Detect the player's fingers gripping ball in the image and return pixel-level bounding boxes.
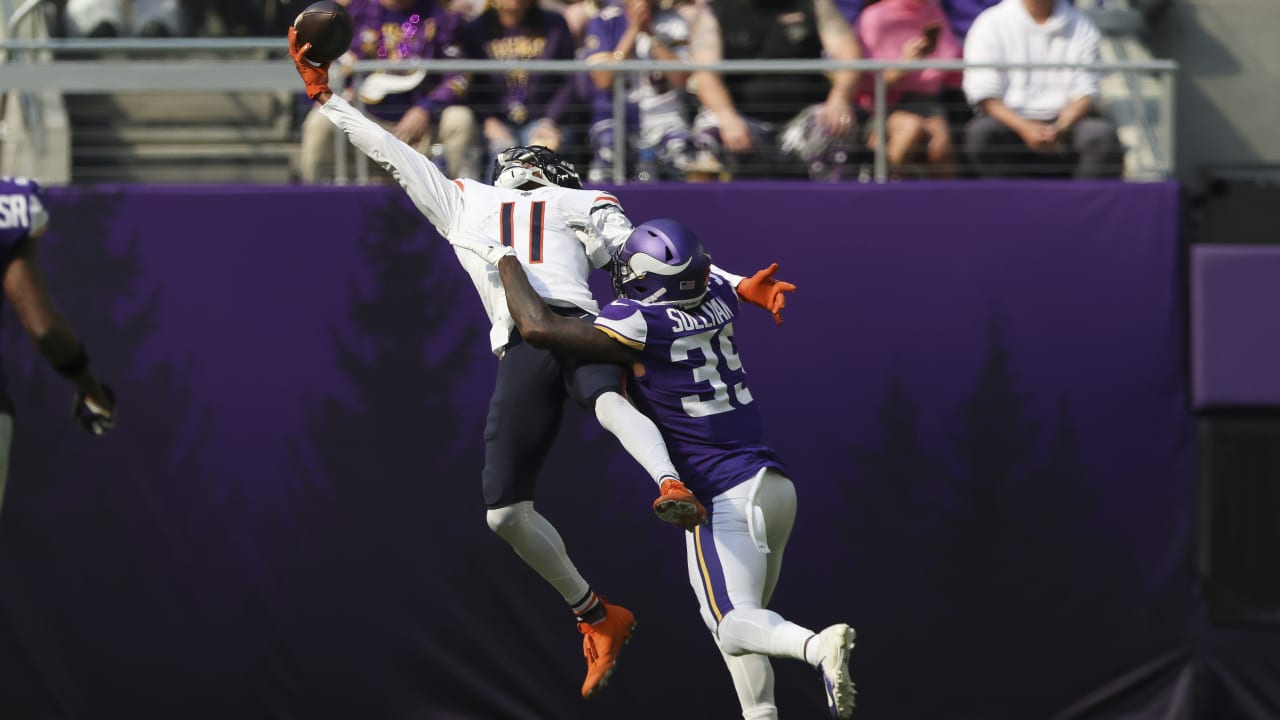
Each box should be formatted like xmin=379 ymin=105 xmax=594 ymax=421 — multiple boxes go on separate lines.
xmin=288 ymin=27 xmax=332 ymax=101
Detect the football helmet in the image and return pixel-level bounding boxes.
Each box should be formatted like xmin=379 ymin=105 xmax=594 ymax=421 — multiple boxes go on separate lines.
xmin=491 ymin=145 xmax=583 ymax=190
xmin=779 ymin=104 xmax=839 ymax=163
xmin=612 ymin=219 xmax=712 ymax=308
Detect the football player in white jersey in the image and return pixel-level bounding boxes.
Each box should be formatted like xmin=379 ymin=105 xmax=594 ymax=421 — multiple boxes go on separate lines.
xmin=289 ymin=31 xmax=795 ymax=699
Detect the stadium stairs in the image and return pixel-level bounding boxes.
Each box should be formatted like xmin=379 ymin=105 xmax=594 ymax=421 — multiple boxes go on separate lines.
xmin=64 ymin=81 xmax=298 ymax=184
xmin=1083 ymin=0 xmax=1170 ymax=180
xmin=6 ymin=0 xmax=1169 ymax=185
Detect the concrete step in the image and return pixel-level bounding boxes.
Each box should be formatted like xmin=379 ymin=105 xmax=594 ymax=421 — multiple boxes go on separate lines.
xmin=74 ymin=122 xmax=294 ymax=145
xmin=73 ymin=140 xmax=295 ymax=161
xmin=70 ymin=162 xmax=294 ymax=184
xmin=65 ymin=91 xmax=295 ymax=126
xmin=71 ymin=141 xmax=296 ymax=184
xmin=64 ymin=88 xmax=302 ymax=184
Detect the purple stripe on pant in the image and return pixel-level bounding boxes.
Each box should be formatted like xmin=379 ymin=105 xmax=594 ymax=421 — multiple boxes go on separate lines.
xmin=693 ymin=506 xmax=735 ymax=623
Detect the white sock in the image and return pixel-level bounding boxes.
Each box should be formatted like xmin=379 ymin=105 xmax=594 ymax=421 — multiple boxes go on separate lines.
xmin=486 ymin=501 xmax=590 ymax=603
xmin=594 ymin=391 xmax=679 ymax=486
xmin=719 ymin=645 xmax=778 ymax=719
xmin=717 ymin=608 xmax=815 ymax=662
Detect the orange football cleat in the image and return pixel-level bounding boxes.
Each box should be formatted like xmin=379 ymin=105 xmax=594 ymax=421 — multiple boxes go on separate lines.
xmin=578 ymin=601 xmax=636 ymax=699
xmin=653 ymin=478 xmax=708 ymax=531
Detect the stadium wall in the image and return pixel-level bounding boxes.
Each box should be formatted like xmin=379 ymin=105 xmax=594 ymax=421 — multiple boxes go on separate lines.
xmin=0 ymin=181 xmax=1269 ymax=719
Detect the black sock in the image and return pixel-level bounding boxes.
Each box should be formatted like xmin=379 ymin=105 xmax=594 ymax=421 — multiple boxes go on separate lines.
xmin=572 ymin=590 xmax=606 ymax=624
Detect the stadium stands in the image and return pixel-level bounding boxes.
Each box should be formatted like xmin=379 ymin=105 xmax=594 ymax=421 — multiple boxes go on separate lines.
xmin=0 ymin=0 xmax=1176 ymax=185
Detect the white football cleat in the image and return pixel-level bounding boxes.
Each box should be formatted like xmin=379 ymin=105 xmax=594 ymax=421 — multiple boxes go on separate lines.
xmin=815 ymin=623 xmax=856 ymax=719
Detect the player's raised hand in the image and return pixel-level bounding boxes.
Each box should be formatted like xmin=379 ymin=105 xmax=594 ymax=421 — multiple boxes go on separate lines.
xmin=73 ymin=384 xmax=115 ymax=436
xmin=450 ymin=236 xmax=516 ymax=266
xmin=288 ymin=27 xmax=332 ymax=101
xmin=736 ymin=263 xmax=796 ymax=325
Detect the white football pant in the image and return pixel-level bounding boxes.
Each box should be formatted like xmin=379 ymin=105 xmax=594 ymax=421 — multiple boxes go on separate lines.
xmin=685 ymin=468 xmax=817 ymax=719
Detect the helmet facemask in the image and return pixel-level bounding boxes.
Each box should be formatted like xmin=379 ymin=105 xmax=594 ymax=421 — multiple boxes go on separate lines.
xmin=491 ymin=145 xmax=583 ymax=190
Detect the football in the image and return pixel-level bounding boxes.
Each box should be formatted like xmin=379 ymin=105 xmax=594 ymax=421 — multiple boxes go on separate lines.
xmin=292 ymin=1 xmax=354 ymax=65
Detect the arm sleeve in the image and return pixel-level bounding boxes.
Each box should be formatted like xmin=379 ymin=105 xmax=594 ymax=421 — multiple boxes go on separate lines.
xmin=595 ymin=304 xmax=648 ymax=351
xmin=27 ymin=188 xmax=48 ymax=239
xmin=709 ymin=264 xmax=745 ymax=288
xmin=318 ymin=95 xmax=463 ymax=235
xmin=1068 ymin=21 xmax=1102 ymax=101
xmin=418 ymin=20 xmax=471 ymax=115
xmin=587 ymin=197 xmax=633 ymax=268
xmin=583 ymin=15 xmax=617 ymax=58
xmin=420 ymin=73 xmax=470 ymax=115
xmin=961 ymin=16 xmax=1006 ymax=106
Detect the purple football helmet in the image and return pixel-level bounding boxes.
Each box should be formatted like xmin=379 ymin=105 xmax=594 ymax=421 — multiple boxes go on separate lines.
xmin=612 ymin=219 xmax=712 ymax=307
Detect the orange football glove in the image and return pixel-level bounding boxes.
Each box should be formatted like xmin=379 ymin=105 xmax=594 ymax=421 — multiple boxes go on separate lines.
xmin=736 ymin=263 xmax=796 ymax=325
xmin=288 ymin=27 xmax=332 ymax=101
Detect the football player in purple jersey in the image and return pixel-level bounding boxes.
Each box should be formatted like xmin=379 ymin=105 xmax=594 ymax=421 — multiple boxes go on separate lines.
xmin=0 ymin=177 xmax=116 ymax=517
xmin=454 ymin=219 xmax=855 ymax=719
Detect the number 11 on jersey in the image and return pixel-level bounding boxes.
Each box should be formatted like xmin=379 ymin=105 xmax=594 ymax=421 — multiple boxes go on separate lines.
xmin=500 ymin=201 xmax=546 ymax=264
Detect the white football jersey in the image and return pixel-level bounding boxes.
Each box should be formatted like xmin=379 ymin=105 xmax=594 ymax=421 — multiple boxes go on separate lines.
xmin=319 ymin=96 xmax=635 ymax=353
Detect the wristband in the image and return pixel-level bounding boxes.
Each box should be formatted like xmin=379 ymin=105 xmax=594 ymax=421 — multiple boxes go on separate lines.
xmin=54 ymin=345 xmax=89 ymax=379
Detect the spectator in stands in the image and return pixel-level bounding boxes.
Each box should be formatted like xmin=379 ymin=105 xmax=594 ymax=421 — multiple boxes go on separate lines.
xmin=298 ymin=0 xmax=476 ymax=183
xmin=581 ymin=0 xmax=696 ymax=183
xmin=458 ymin=0 xmax=578 ymax=159
xmin=962 ymin=0 xmax=1123 ymax=178
xmin=63 ymin=0 xmax=187 ymax=37
xmin=856 ymin=0 xmax=963 ymax=177
xmin=689 ymin=0 xmax=862 ymax=179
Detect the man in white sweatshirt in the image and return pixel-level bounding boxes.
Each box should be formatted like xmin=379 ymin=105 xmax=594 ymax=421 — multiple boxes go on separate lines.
xmin=962 ymin=0 xmax=1123 ymax=177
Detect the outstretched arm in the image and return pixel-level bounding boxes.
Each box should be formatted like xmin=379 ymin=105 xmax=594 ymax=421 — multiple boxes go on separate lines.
xmin=3 ymin=238 xmax=115 ymax=433
xmin=496 ymin=256 xmax=637 ymax=365
xmin=290 ymin=29 xmax=463 ymax=234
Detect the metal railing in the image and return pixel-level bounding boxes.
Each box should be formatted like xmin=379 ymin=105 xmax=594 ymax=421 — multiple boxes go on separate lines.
xmin=0 ymin=37 xmax=1178 ymax=184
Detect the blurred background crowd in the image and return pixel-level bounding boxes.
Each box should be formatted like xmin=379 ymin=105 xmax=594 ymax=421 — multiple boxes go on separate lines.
xmin=26 ymin=0 xmax=1166 ymax=183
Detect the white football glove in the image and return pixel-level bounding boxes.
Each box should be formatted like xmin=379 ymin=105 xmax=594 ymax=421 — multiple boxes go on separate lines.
xmin=563 ymin=213 xmax=600 ymax=245
xmin=450 ymin=237 xmax=516 ymax=266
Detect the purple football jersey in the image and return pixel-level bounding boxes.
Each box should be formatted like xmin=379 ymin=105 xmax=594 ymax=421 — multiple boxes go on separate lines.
xmin=0 ymin=177 xmax=46 ymax=404
xmin=458 ymin=7 xmax=576 ymax=126
xmin=345 ymin=0 xmax=466 ymax=120
xmin=595 ymin=274 xmax=786 ymax=499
